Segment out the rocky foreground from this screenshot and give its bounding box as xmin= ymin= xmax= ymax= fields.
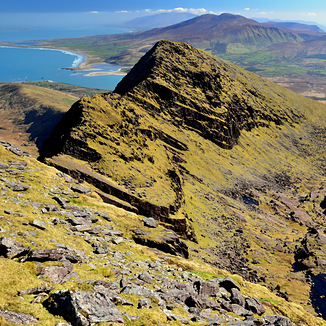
xmin=0 ymin=141 xmax=323 ymax=325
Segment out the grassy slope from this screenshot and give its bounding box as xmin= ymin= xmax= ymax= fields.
xmin=0 ymin=83 xmax=79 ymax=155
xmin=0 ymin=144 xmax=325 ymax=325
xmin=41 ymin=41 xmax=326 ymax=316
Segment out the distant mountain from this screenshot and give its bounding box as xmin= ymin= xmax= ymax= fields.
xmin=124 ymin=12 xmax=197 ymax=30
xmin=267 ymin=34 xmax=326 ymax=58
xmin=263 ymin=21 xmax=324 ymax=39
xmin=42 ymin=13 xmax=305 ymax=66
xmin=137 ymin=13 xmax=303 ymax=51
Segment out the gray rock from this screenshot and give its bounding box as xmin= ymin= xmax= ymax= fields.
xmin=137 ymin=298 xmax=152 ymax=309
xmin=194 ymin=280 xmax=219 ymax=297
xmin=30 ymin=219 xmax=47 ymax=230
xmin=21 ymin=248 xmax=84 ymax=263
xmin=0 ymin=310 xmax=38 ymax=324
xmin=138 ymin=271 xmax=154 ymax=284
xmin=37 ymin=261 xmax=81 ymax=284
xmin=245 ymin=297 xmax=266 ymax=315
xmin=142 ymin=217 xmax=158 ymax=228
xmin=18 ymin=286 xmax=55 ymax=296
xmin=263 ymin=315 xmax=295 ymax=326
xmin=219 ymin=276 xmax=240 ymax=292
xmin=112 ymin=237 xmax=124 ymax=245
xmin=230 ymin=288 xmax=245 ymax=307
xmin=6 ymin=182 xmax=30 ymax=191
xmin=44 ymin=289 xmax=125 ymax=325
xmin=230 ymin=304 xmax=253 ymax=317
xmin=71 ymin=185 xmax=91 ymax=195
xmin=0 ymin=237 xmax=28 ymax=258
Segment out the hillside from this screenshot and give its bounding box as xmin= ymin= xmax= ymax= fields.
xmin=0 ymin=83 xmax=79 ymax=156
xmin=1 ymin=141 xmax=324 ymax=325
xmin=263 ymin=21 xmax=324 ymax=39
xmin=0 ymin=82 xmax=105 ymax=157
xmin=39 ymin=40 xmax=326 ymax=322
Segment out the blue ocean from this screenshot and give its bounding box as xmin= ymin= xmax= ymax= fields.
xmin=0 ymin=27 xmax=128 ymax=90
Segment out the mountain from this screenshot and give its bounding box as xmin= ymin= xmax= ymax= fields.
xmin=38 ymin=13 xmax=305 ymax=67
xmin=267 ymin=34 xmax=326 ymax=58
xmin=124 ymin=12 xmax=197 ymax=30
xmin=39 ymin=40 xmax=326 ymax=322
xmin=264 ymin=21 xmax=324 ymax=36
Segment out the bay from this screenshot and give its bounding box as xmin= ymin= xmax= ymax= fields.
xmin=0 ymin=27 xmax=129 ymax=90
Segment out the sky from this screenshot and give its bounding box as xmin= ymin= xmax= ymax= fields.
xmin=1 ymin=0 xmax=326 ymax=28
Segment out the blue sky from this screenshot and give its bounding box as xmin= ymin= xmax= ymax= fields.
xmin=1 ymin=0 xmax=326 ymax=27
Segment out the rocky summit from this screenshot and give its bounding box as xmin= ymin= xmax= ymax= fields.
xmin=2 ymin=40 xmax=326 ymax=325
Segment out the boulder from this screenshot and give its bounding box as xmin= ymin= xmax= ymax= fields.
xmin=18 ymin=286 xmax=55 ymax=296
xmin=6 ymin=182 xmax=30 ymax=191
xmin=219 ymin=277 xmax=240 ymax=292
xmin=71 ymin=185 xmax=91 ymax=195
xmin=0 ymin=310 xmax=38 ymax=324
xmin=30 ymin=219 xmax=47 ymax=230
xmin=245 ymin=297 xmax=266 ymax=315
xmin=21 ymin=248 xmax=84 ymax=263
xmin=137 ymin=298 xmax=152 ymax=309
xmin=0 ymin=237 xmax=28 ymax=258
xmin=43 ymin=289 xmax=125 ymax=325
xmin=142 ymin=217 xmax=158 ymax=228
xmin=263 ymin=315 xmax=295 ymax=325
xmin=37 ymin=261 xmax=81 ymax=284
xmin=138 ymin=271 xmax=154 ymax=283
xmin=230 ymin=288 xmax=245 ymax=307
xmin=193 ymin=280 xmax=219 ymax=297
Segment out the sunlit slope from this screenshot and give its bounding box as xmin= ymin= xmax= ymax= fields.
xmin=0 ymin=83 xmax=78 ymax=155
xmin=41 ymin=40 xmax=326 ymax=311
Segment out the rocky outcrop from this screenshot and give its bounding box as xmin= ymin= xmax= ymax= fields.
xmin=133 ymin=229 xmax=189 ymax=258
xmin=0 ymin=237 xmax=28 ymax=258
xmin=43 ymin=289 xmax=125 ymax=325
xmin=294 ymin=227 xmax=326 ymax=269
xmin=20 ymin=248 xmax=85 ymax=264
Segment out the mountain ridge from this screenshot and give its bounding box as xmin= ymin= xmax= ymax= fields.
xmin=40 ymin=40 xmax=326 ymax=305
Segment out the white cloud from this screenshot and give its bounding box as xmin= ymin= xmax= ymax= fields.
xmin=115 ymin=10 xmax=129 ymax=13
xmin=245 ymin=8 xmax=250 ymax=11
xmin=89 ymin=11 xmax=100 ymax=14
xmin=142 ymin=7 xmax=210 ymax=15
xmin=307 ymin=12 xmax=317 ymax=17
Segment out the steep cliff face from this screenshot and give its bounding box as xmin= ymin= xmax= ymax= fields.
xmin=40 ymin=40 xmax=326 ymax=310
xmin=115 ymin=40 xmax=302 ymax=149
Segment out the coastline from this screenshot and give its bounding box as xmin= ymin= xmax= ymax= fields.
xmin=0 ymin=44 xmax=127 ymax=77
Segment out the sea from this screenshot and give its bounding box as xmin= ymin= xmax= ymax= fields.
xmin=0 ymin=27 xmax=128 ymax=90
